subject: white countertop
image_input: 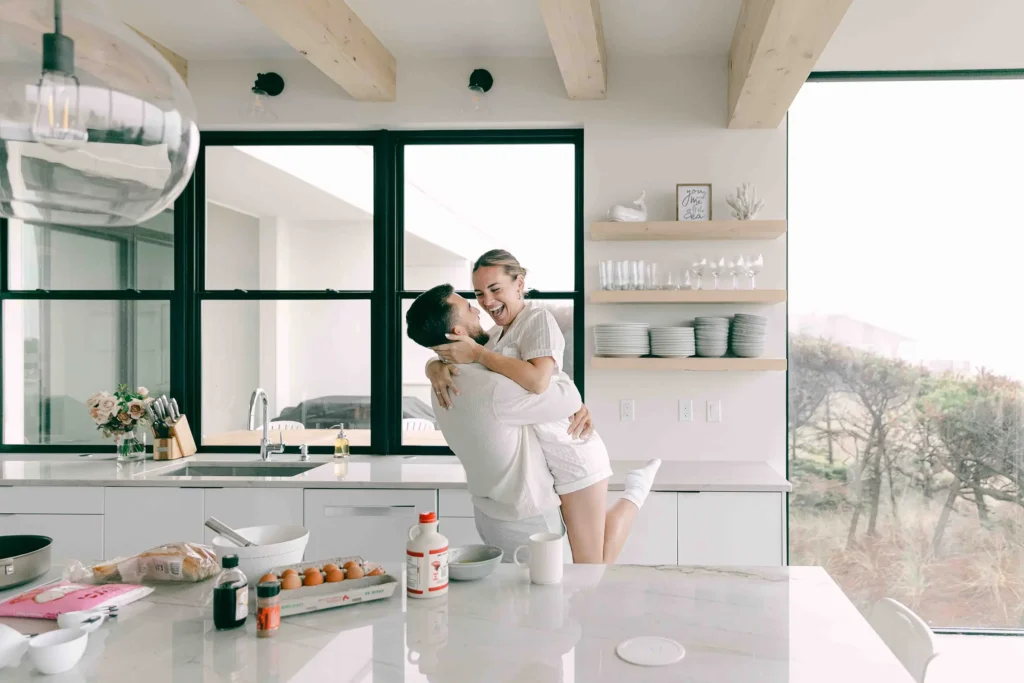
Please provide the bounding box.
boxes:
[0,455,790,492]
[0,563,909,682]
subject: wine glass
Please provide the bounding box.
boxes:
[746,254,763,289]
[729,256,745,289]
[709,257,725,290]
[691,256,708,290]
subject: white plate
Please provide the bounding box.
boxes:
[616,636,685,667]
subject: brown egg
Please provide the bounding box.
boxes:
[344,561,365,580]
[281,568,299,578]
[258,573,278,584]
[366,566,385,577]
[325,568,345,583]
[303,570,324,586]
[322,563,339,573]
[281,574,302,590]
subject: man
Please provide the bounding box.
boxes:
[406,284,587,558]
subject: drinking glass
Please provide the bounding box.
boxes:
[631,260,645,290]
[691,257,708,290]
[709,257,725,290]
[746,254,763,289]
[615,261,629,290]
[599,260,612,290]
[729,256,745,290]
[645,262,658,291]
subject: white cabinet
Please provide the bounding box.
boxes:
[202,489,304,544]
[0,514,103,562]
[104,488,205,559]
[677,492,784,566]
[604,492,677,565]
[0,487,103,514]
[438,518,483,549]
[304,489,437,562]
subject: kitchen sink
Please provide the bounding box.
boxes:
[158,463,323,478]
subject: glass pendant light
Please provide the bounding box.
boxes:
[0,0,200,227]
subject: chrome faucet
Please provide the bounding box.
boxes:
[249,388,285,462]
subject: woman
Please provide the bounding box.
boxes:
[426,249,661,564]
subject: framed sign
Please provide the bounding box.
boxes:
[676,184,712,221]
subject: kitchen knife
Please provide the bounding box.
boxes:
[169,398,180,420]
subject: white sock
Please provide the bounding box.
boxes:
[622,459,662,510]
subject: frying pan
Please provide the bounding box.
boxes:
[0,535,52,590]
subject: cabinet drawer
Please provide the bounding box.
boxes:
[104,488,205,559]
[203,489,303,544]
[0,514,103,562]
[0,487,104,514]
[438,518,483,549]
[303,489,437,562]
[604,492,677,566]
[438,490,475,518]
[677,492,783,566]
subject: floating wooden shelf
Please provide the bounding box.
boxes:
[590,220,787,241]
[591,289,786,304]
[591,357,787,372]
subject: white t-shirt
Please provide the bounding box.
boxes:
[487,302,569,380]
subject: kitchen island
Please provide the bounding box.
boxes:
[0,563,910,682]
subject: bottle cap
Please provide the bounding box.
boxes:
[222,554,239,568]
[257,580,281,598]
[419,512,437,523]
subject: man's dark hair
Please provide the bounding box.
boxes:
[406,284,456,348]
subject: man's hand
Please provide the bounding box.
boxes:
[568,404,593,440]
[433,334,484,365]
[426,359,460,410]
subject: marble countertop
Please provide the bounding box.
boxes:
[0,563,909,682]
[0,455,790,492]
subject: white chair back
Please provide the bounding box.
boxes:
[255,420,304,431]
[402,418,434,432]
[870,598,938,683]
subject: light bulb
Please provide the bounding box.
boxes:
[31,69,88,150]
[465,85,489,114]
[242,90,279,122]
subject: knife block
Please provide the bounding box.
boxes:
[153,437,182,460]
[169,415,197,458]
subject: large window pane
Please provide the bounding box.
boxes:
[2,300,170,445]
[201,300,372,447]
[403,145,575,292]
[789,80,1024,630]
[400,297,574,446]
[204,146,374,290]
[8,212,174,290]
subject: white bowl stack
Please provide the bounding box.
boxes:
[730,314,768,357]
[694,317,730,357]
[649,327,696,357]
[594,323,650,357]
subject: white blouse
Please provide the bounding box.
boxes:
[486,302,566,372]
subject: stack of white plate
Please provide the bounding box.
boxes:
[594,323,650,357]
[649,327,695,357]
[694,317,730,357]
[730,314,767,357]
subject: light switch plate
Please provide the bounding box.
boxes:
[678,399,693,422]
[706,400,722,423]
[620,399,635,422]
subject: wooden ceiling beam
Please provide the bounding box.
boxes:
[727,0,853,128]
[130,27,188,84]
[236,0,396,101]
[537,0,607,99]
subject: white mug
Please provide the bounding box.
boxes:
[513,532,564,585]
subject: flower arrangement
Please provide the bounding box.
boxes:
[87,385,152,451]
[725,183,765,220]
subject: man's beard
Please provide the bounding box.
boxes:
[470,328,490,346]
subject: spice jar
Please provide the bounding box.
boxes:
[256,580,281,638]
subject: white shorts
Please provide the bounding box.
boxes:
[534,427,614,496]
[474,507,565,563]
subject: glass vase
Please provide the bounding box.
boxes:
[116,432,146,462]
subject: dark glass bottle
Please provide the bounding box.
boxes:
[213,554,248,630]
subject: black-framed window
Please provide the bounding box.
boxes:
[0,129,583,454]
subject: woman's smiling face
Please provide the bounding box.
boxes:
[472,265,525,327]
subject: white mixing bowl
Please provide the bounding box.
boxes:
[211,525,309,582]
[28,627,88,675]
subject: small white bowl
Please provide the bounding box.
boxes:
[28,627,88,675]
[57,610,106,633]
[211,525,309,583]
[0,623,28,668]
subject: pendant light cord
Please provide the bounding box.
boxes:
[53,0,62,35]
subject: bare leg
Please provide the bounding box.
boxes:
[559,478,610,564]
[601,498,639,564]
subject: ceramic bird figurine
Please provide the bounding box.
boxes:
[607,190,647,222]
[726,183,764,220]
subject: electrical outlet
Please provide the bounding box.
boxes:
[678,399,693,422]
[706,400,722,423]
[620,399,635,422]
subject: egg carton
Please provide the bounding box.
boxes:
[259,556,398,618]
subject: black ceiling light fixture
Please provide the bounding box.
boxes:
[244,72,285,121]
[466,68,493,114]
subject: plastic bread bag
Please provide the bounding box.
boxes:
[77,542,220,584]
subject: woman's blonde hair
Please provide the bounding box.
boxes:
[472,249,528,280]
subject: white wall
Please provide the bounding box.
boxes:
[190,56,787,468]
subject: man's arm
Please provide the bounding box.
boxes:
[491,376,582,426]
